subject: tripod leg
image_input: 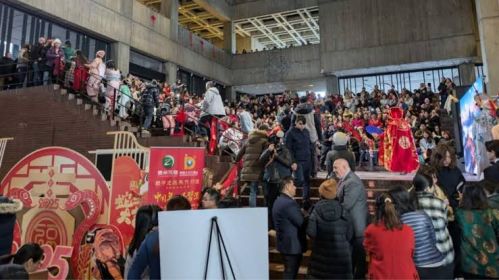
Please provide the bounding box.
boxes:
[216,226,226,280]
[204,219,215,280]
[215,220,236,280]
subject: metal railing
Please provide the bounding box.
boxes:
[0,57,247,153]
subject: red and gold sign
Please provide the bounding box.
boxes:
[109,156,143,247]
[147,147,205,209]
[0,147,110,280]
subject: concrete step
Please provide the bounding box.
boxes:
[140,130,151,138]
[269,262,307,279]
[109,119,118,127]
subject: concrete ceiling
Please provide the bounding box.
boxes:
[137,1,319,49]
[234,7,320,49]
[233,78,326,95]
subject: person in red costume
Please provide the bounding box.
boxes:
[379,107,419,173]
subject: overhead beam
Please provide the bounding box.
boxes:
[178,6,223,39]
[193,0,232,22]
[247,18,284,48]
[297,9,319,41]
[271,14,302,46]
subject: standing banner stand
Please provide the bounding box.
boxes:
[158,208,269,279]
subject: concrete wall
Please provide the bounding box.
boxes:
[233,0,318,20]
[231,44,321,85]
[6,0,231,84]
[475,0,499,94]
[319,0,478,74]
[194,0,232,21]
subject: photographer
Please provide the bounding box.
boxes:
[260,131,292,229]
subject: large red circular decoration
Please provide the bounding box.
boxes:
[0,146,110,279]
[25,210,67,248]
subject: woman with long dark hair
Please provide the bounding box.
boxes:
[456,185,499,279]
[124,204,162,279]
[127,196,190,280]
[389,186,447,279]
[364,192,418,279]
[431,143,464,276]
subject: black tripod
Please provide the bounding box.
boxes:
[204,216,236,280]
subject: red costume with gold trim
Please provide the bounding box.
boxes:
[378,108,419,172]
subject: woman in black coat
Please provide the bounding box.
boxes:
[306,179,354,279]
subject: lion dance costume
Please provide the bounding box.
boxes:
[379,107,419,173]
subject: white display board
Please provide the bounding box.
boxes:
[158,208,269,279]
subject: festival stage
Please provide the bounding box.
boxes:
[316,170,481,182]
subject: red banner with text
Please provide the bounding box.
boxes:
[109,156,143,248]
[147,147,205,209]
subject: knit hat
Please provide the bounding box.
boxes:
[319,179,337,199]
[332,132,349,146]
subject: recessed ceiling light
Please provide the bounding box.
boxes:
[308,84,314,87]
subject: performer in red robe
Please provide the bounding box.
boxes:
[378,107,419,173]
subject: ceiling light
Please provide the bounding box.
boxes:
[308,84,314,87]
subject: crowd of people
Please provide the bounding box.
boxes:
[2,35,499,280]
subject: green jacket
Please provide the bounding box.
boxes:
[62,46,75,63]
[456,208,499,278]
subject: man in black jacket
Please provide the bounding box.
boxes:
[140,80,160,130]
[30,37,47,86]
[484,140,499,183]
[272,176,305,279]
[285,116,313,206]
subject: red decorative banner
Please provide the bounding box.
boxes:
[109,156,143,247]
[147,147,205,209]
[0,147,110,280]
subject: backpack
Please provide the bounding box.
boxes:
[141,87,157,107]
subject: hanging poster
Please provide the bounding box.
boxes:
[147,147,205,209]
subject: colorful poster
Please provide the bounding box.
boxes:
[109,156,143,247]
[0,147,111,280]
[147,147,205,209]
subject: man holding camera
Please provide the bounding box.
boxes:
[260,131,292,228]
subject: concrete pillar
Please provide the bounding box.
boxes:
[111,42,130,76]
[160,0,179,41]
[164,62,178,86]
[224,86,237,102]
[325,75,339,95]
[458,62,476,86]
[223,21,236,54]
[475,0,499,94]
[121,0,134,18]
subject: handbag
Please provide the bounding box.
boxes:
[98,83,106,103]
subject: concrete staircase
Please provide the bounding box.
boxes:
[239,173,410,278]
